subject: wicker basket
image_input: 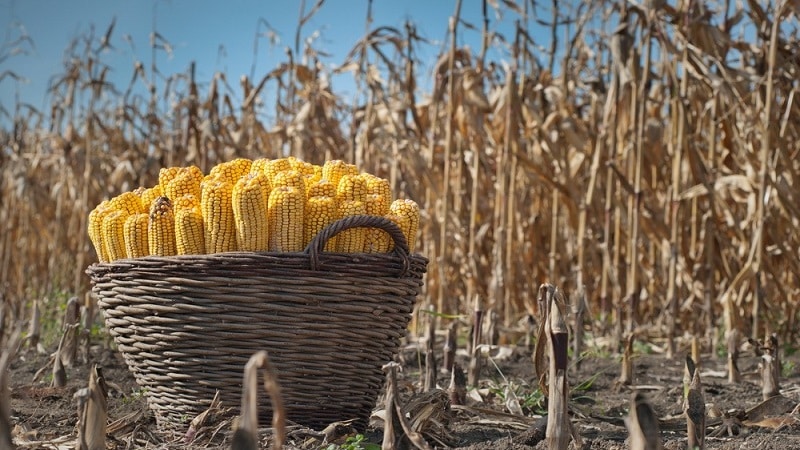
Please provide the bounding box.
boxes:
[86,215,427,430]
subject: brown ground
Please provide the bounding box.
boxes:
[8,334,800,449]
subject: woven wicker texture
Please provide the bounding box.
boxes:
[87,215,427,430]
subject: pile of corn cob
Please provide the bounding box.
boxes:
[88,157,420,263]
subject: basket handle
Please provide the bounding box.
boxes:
[305,215,411,274]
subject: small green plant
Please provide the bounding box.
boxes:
[122,387,149,405]
[632,339,654,355]
[573,372,600,392]
[487,378,546,415]
[782,359,796,378]
[324,434,380,450]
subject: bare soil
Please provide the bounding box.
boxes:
[9,336,800,449]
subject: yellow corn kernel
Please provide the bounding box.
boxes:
[139,185,163,212]
[304,196,339,251]
[264,158,292,184]
[88,201,112,262]
[165,165,203,201]
[173,193,201,211]
[109,191,145,215]
[365,193,390,216]
[366,213,401,253]
[158,167,181,192]
[123,213,149,258]
[307,180,337,199]
[210,158,253,183]
[364,174,392,207]
[201,178,237,253]
[175,204,205,255]
[364,194,391,253]
[322,160,358,187]
[232,173,270,252]
[102,209,128,262]
[250,158,271,176]
[292,159,317,177]
[148,196,177,256]
[390,199,420,252]
[132,186,145,198]
[272,170,306,196]
[268,186,304,252]
[336,200,366,253]
[336,174,368,204]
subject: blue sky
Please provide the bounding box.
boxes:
[1,0,543,119]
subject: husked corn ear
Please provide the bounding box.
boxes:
[265,158,292,183]
[148,196,177,256]
[210,158,252,183]
[365,193,390,216]
[139,185,162,212]
[336,174,368,203]
[307,180,337,199]
[268,186,304,252]
[173,193,201,211]
[336,200,366,253]
[364,193,390,252]
[232,173,270,252]
[272,169,306,195]
[304,196,339,251]
[158,167,181,192]
[175,204,205,255]
[201,178,237,253]
[390,199,420,252]
[367,212,402,253]
[291,159,316,174]
[110,191,145,215]
[124,213,149,258]
[322,160,358,187]
[88,201,112,262]
[165,165,203,201]
[102,209,128,261]
[364,174,392,206]
[250,158,271,176]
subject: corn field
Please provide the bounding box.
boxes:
[1,0,799,350]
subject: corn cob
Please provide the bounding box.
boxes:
[201,178,237,253]
[322,160,358,187]
[175,207,205,255]
[101,209,128,261]
[307,180,337,199]
[273,170,306,197]
[210,158,252,183]
[173,193,200,211]
[336,174,368,204]
[290,158,316,174]
[232,173,270,252]
[390,199,420,252]
[123,213,150,258]
[110,191,146,215]
[139,185,163,212]
[336,200,366,252]
[264,158,292,183]
[366,213,403,253]
[364,174,392,209]
[364,193,391,253]
[148,196,177,256]
[173,194,204,255]
[158,167,181,192]
[250,158,271,177]
[165,165,203,201]
[88,201,112,262]
[304,196,339,251]
[268,186,304,252]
